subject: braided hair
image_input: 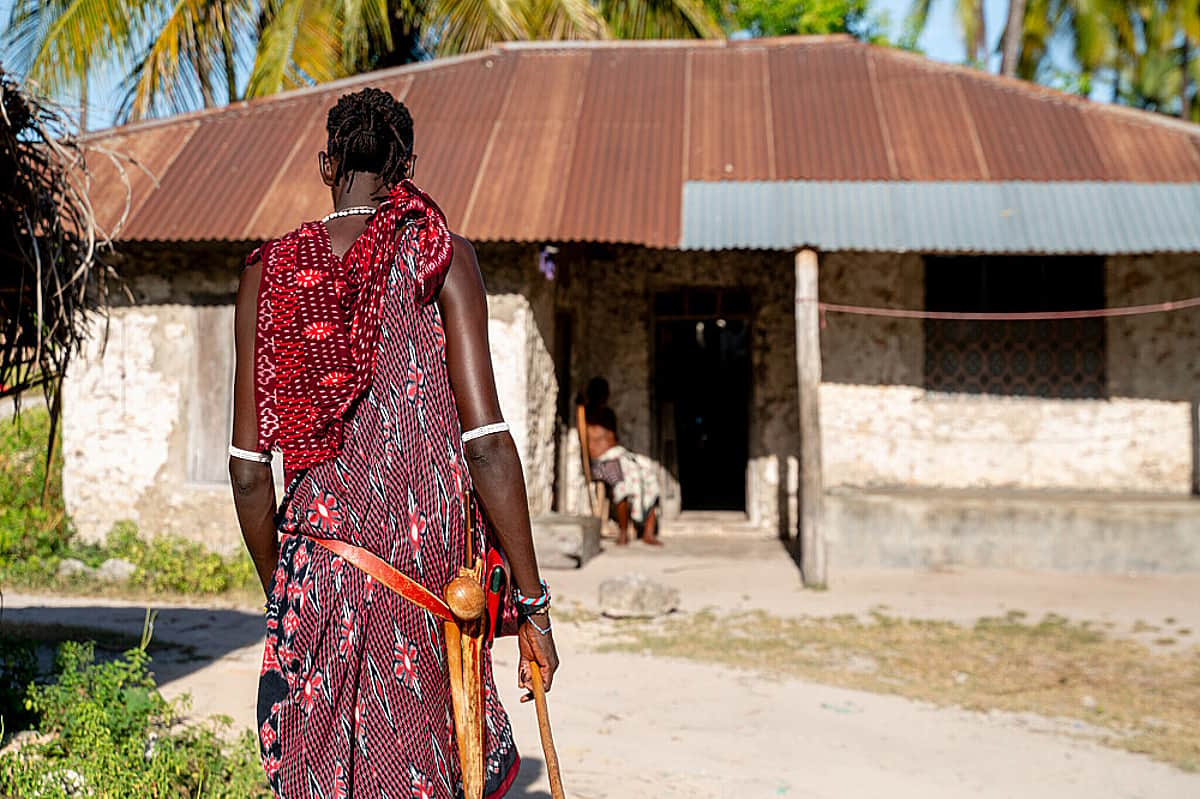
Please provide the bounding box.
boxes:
[325,88,414,187]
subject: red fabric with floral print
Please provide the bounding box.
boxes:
[252,187,519,799]
[251,180,453,477]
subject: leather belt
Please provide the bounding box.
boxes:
[307,536,454,622]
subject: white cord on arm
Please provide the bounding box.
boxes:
[229,444,272,463]
[461,421,509,443]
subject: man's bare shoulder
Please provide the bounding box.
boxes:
[450,233,476,261]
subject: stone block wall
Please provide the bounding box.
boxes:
[63,243,246,548]
[821,252,1199,494]
[555,247,1200,540]
[62,241,1200,550]
[62,241,557,549]
[553,245,801,534]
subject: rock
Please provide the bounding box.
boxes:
[45,768,91,796]
[598,573,680,619]
[531,514,601,570]
[95,558,137,583]
[1081,695,1098,710]
[56,558,93,579]
[0,730,51,757]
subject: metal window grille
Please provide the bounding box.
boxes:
[923,256,1107,399]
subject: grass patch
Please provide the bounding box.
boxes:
[597,609,1200,771]
[0,616,268,798]
[1,408,259,598]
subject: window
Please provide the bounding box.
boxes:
[187,306,236,483]
[923,256,1106,399]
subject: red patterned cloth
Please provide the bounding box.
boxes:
[251,180,453,478]
[251,188,518,799]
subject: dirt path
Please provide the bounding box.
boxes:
[5,544,1200,798]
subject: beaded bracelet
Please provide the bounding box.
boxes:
[513,579,551,616]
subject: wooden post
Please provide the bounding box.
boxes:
[794,249,827,588]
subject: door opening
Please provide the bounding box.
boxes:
[654,290,751,512]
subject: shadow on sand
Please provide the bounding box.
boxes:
[507,756,553,799]
[0,600,265,685]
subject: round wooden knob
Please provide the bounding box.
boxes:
[445,576,486,621]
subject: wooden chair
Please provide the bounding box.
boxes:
[575,401,610,529]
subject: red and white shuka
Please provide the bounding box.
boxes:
[250,182,518,799]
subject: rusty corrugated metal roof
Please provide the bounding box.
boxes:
[83,36,1200,247]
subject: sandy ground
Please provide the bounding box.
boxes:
[5,537,1200,798]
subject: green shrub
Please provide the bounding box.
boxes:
[0,625,269,798]
[107,522,259,595]
[1,408,259,596]
[0,407,71,576]
[0,637,37,731]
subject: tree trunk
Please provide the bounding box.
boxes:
[1180,38,1192,120]
[79,67,88,131]
[1000,0,1026,77]
[222,3,239,102]
[973,2,988,66]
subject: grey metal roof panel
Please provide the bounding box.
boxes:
[680,181,1200,254]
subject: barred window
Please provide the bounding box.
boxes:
[923,256,1106,399]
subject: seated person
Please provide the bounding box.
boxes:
[587,406,662,546]
[578,375,610,417]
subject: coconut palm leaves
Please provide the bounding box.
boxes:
[599,0,722,39]
[904,0,1199,120]
[5,0,720,126]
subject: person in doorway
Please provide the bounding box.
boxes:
[587,405,663,546]
[228,88,558,799]
[580,376,610,417]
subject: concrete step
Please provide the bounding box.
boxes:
[531,513,601,570]
[826,488,1200,573]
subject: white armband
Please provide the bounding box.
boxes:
[229,444,272,463]
[461,421,509,443]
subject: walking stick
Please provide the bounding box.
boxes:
[530,662,566,799]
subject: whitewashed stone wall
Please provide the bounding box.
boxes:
[63,246,246,549]
[554,246,801,534]
[62,242,557,549]
[557,248,1200,538]
[64,243,1200,550]
[821,253,1199,494]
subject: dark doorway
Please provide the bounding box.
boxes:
[654,290,751,511]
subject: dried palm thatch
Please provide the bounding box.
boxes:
[0,68,130,501]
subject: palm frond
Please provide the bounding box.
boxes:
[340,0,394,72]
[246,0,306,96]
[8,0,147,98]
[599,0,722,39]
[424,0,526,55]
[522,0,609,41]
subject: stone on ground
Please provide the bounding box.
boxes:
[56,558,93,579]
[531,514,601,569]
[95,558,137,583]
[599,573,680,618]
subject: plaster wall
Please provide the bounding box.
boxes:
[62,242,557,549]
[62,247,246,549]
[555,246,800,534]
[821,253,1198,494]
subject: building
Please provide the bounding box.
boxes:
[71,36,1200,573]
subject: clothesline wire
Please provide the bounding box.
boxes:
[813,296,1200,322]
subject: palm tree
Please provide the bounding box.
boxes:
[5,0,720,127]
[904,0,988,67]
[999,0,1026,76]
[7,0,257,121]
[1106,0,1200,119]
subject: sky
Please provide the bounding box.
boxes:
[0,0,1031,132]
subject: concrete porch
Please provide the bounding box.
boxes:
[825,488,1200,573]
